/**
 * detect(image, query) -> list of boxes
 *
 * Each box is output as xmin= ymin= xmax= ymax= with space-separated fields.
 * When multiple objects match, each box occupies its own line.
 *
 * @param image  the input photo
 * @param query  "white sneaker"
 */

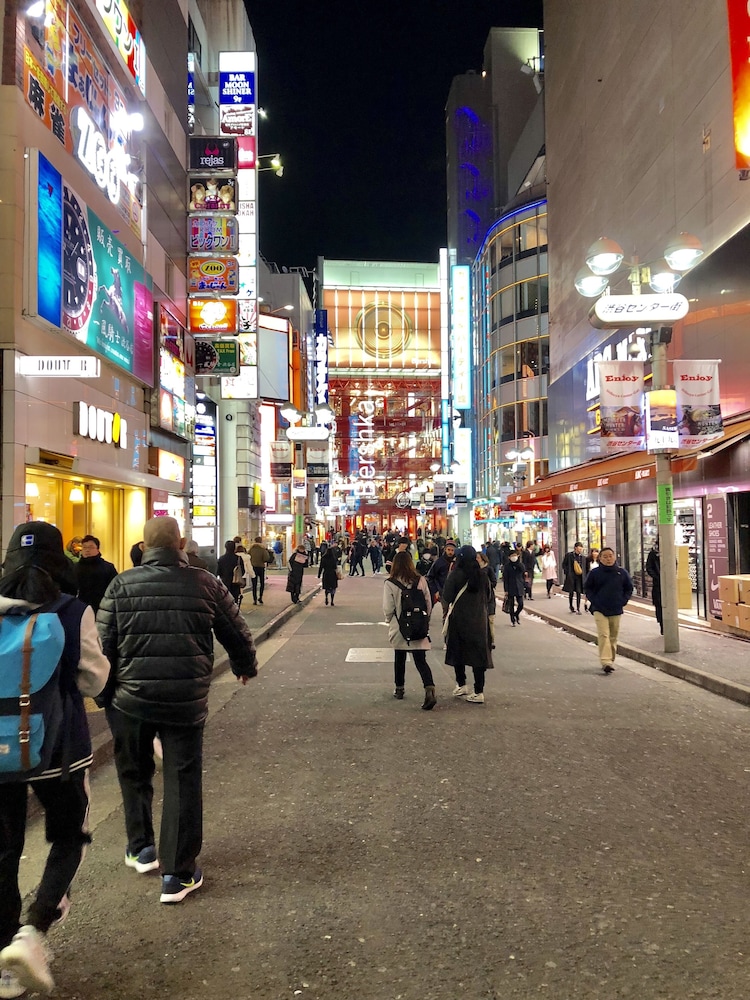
xmin=452 ymin=685 xmax=469 ymax=698
xmin=0 ymin=927 xmax=54 ymax=994
xmin=466 ymin=692 xmax=485 ymax=704
xmin=0 ymin=970 xmax=25 ymax=999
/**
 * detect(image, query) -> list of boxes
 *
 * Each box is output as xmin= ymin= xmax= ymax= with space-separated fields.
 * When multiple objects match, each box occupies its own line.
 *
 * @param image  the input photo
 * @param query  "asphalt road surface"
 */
xmin=18 ymin=575 xmax=750 ymax=999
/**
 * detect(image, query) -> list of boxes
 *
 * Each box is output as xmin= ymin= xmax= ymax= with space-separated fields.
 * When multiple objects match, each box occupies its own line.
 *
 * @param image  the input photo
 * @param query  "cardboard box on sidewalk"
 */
xmin=721 ymin=601 xmax=743 ymax=628
xmin=739 ymin=578 xmax=750 ymax=604
xmin=737 ymin=604 xmax=750 ymax=631
xmin=718 ymin=576 xmax=749 ymax=605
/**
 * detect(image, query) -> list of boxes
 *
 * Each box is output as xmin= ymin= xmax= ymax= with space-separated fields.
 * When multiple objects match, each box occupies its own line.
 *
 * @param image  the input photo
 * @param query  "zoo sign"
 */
xmin=188 ymin=257 xmax=239 ymax=293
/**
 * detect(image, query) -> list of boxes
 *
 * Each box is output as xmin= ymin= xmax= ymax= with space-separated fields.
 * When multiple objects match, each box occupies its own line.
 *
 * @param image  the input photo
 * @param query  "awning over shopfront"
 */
xmin=507 ymin=414 xmax=750 ymax=510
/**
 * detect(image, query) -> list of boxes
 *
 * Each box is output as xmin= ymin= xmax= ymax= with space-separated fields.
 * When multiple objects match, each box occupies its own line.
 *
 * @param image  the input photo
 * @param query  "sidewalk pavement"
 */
xmin=519 ymin=586 xmax=750 ymax=706
xmin=85 ymin=566 xmax=323 ymax=765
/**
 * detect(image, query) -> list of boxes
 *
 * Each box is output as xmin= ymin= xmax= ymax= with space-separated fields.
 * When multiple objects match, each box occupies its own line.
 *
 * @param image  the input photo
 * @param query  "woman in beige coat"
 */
xmin=382 ymin=551 xmax=436 ymax=710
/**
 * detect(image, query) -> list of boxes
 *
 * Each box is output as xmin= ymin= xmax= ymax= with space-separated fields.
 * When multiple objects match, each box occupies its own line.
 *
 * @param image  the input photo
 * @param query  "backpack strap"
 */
xmin=19 ymin=613 xmax=39 ymax=772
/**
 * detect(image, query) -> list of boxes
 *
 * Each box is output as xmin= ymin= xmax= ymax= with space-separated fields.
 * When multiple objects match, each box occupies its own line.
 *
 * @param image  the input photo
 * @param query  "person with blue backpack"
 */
xmin=0 ymin=521 xmax=110 ymax=998
xmin=383 ymin=551 xmax=436 ymax=710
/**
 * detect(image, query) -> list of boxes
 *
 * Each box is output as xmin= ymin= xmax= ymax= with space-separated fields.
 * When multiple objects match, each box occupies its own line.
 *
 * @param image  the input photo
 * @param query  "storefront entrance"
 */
xmin=25 ymin=471 xmax=146 ymax=572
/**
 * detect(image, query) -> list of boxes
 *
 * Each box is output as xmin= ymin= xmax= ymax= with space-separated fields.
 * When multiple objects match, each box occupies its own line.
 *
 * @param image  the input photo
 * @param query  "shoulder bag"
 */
xmin=441 ymin=583 xmax=468 ymax=639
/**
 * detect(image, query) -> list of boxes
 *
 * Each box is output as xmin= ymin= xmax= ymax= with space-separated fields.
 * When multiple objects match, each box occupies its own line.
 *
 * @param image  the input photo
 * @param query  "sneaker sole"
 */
xmin=125 ymin=854 xmax=160 ymax=874
xmin=0 ymin=950 xmax=54 ymax=995
xmin=160 ymin=875 xmax=203 ymax=904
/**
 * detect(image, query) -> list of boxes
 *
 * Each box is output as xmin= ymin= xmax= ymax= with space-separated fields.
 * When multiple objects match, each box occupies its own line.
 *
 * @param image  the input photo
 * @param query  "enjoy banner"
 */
xmin=674 ymin=360 xmax=723 ymax=448
xmin=598 ymin=361 xmax=644 ymax=452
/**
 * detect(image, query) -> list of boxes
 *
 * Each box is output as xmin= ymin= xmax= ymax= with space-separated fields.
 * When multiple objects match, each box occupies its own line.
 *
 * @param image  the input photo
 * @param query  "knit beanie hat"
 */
xmin=3 ymin=521 xmax=78 ymax=593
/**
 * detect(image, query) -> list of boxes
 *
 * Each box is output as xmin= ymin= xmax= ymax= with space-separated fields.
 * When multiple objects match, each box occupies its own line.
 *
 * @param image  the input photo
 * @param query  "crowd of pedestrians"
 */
xmin=0 ymin=515 xmax=642 ymax=996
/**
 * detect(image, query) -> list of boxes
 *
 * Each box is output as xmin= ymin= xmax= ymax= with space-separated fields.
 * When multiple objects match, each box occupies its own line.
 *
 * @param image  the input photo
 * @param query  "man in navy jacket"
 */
xmin=584 ymin=547 xmax=634 ymax=674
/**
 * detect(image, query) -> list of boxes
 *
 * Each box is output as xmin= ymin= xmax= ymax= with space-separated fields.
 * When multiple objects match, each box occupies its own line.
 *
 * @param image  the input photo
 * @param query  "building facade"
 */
xmin=508 ymin=0 xmax=750 ymax=621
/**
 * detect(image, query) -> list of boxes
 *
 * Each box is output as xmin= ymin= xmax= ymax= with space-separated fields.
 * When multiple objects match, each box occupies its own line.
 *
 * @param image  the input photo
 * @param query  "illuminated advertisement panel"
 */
xmin=727 ymin=0 xmax=750 ymax=168
xmin=189 ymin=298 xmax=238 ymax=336
xmin=94 ymin=0 xmax=146 ymax=96
xmin=31 ymin=152 xmax=154 ymax=385
xmin=450 ymin=265 xmax=471 ymax=409
xmin=324 ymin=287 xmax=441 ymax=370
xmin=22 ymin=0 xmax=141 ymax=228
xmin=188 ymin=257 xmax=239 ymax=294
xmin=188 ymin=216 xmax=239 ymax=253
xmin=218 ymin=51 xmax=256 ymax=136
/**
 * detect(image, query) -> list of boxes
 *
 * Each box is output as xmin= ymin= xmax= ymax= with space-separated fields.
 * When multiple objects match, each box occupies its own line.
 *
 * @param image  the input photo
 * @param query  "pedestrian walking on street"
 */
xmin=502 ymin=547 xmax=526 ymax=626
xmin=583 ymin=547 xmax=600 ymax=612
xmin=540 ymin=544 xmax=558 ymax=598
xmin=584 ymin=546 xmax=634 ymax=674
xmin=0 ymin=522 xmax=110 ymax=998
xmin=185 ymin=539 xmax=208 ymax=569
xmin=217 ymin=539 xmax=243 ymax=605
xmin=97 ymin=517 xmax=257 ymax=905
xmin=646 ymin=540 xmax=663 ymax=634
xmin=234 ymin=546 xmax=255 ymax=610
xmin=477 ymin=550 xmax=498 ymax=647
xmin=442 ymin=545 xmax=493 ymax=704
xmin=522 ymin=541 xmax=538 ymax=600
xmin=562 ymin=542 xmax=585 ymax=614
xmin=426 ymin=538 xmax=457 ymax=618
xmin=248 ymin=536 xmax=273 ymax=605
xmin=383 ymin=551 xmax=436 ymax=709
xmin=75 ymin=534 xmax=118 ymax=614
xmin=286 ymin=545 xmax=309 ymax=603
xmin=318 ymin=543 xmax=341 ymax=606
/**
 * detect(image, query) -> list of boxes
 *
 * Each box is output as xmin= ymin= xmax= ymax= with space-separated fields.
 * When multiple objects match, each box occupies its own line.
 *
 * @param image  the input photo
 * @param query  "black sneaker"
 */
xmin=602 ymin=664 xmax=615 ymax=674
xmin=159 ymin=868 xmax=203 ymax=904
xmin=125 ymin=845 xmax=159 ymax=874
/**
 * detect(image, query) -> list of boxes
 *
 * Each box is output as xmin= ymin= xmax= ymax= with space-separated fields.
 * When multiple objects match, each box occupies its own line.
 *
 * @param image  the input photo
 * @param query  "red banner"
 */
xmin=727 ymin=0 xmax=750 ymax=168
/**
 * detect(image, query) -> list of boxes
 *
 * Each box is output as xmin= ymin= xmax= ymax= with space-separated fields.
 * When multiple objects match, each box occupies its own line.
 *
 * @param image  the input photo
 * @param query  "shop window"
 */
xmin=518 ymin=219 xmax=539 ymax=252
xmin=516 ymin=400 xmax=540 ymax=438
xmin=500 ymin=285 xmax=514 ymax=323
xmin=517 ymin=277 xmax=549 ymax=317
xmin=501 ymin=406 xmax=515 ymax=442
xmin=499 ymin=227 xmax=514 ymax=264
xmin=537 ymin=214 xmax=548 ymax=248
xmin=500 ymin=346 xmax=515 ymax=383
xmin=517 ymin=340 xmax=542 ymax=378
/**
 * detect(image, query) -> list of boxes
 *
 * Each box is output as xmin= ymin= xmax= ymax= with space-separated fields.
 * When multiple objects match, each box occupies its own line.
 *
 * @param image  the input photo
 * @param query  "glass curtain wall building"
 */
xmin=472 ymin=199 xmax=549 ymax=523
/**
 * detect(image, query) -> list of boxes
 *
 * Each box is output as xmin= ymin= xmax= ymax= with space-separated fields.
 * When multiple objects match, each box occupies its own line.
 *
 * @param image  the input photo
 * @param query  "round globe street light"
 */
xmin=585 ymin=237 xmax=625 ymax=275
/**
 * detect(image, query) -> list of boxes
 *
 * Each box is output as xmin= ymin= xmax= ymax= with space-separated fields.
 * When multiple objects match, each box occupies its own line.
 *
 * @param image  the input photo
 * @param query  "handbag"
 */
xmin=335 ymin=566 xmax=343 ymax=580
xmin=231 ymin=558 xmax=244 ymax=585
xmin=501 ymin=594 xmax=510 ymax=614
xmin=442 ymin=583 xmax=468 ymax=638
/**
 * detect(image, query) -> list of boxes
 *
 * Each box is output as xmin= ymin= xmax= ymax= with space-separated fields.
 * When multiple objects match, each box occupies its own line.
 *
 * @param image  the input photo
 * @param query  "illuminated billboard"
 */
xmin=29 ymin=152 xmax=154 ymax=385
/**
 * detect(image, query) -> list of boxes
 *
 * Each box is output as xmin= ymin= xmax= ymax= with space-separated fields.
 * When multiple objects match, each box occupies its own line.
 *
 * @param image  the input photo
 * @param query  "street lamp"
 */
xmin=257 ymin=153 xmax=284 ymax=176
xmin=506 ymin=447 xmax=535 ymax=486
xmin=575 ymin=232 xmax=704 ymax=654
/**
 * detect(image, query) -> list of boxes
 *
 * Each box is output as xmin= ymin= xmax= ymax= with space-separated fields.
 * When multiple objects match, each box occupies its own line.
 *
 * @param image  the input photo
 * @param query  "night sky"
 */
xmin=244 ymin=1 xmax=544 ymax=270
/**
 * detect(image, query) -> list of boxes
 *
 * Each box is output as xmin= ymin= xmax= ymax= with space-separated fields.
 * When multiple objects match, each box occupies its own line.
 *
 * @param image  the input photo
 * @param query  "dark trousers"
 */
xmin=508 ymin=594 xmax=524 ymax=622
xmin=569 ymin=585 xmax=582 ymax=611
xmin=0 ymin=769 xmax=91 ymax=948
xmin=546 ymin=579 xmax=555 ymax=595
xmin=107 ymin=708 xmax=204 ymax=879
xmin=451 ymin=654 xmax=486 ymax=695
xmin=251 ymin=567 xmax=266 ymax=601
xmin=394 ymin=649 xmax=434 ymax=688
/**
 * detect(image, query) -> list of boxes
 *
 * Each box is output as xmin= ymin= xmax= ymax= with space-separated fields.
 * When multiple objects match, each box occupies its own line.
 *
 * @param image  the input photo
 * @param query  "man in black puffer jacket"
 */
xmin=97 ymin=516 xmax=257 ymax=905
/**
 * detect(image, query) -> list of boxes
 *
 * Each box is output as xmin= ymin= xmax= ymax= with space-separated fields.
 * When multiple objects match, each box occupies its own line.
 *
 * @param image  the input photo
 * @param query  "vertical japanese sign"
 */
xmin=598 ymin=361 xmax=644 ymax=452
xmin=314 ymin=310 xmax=329 ymax=406
xmin=673 ymin=360 xmax=723 ymax=448
xmin=727 ymin=0 xmax=750 ymax=168
xmin=450 ymin=265 xmax=471 ymax=409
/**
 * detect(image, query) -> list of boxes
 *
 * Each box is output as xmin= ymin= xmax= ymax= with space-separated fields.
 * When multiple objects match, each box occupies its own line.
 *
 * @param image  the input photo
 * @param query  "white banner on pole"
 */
xmin=673 ymin=360 xmax=723 ymax=448
xmin=598 ymin=360 xmax=644 ymax=452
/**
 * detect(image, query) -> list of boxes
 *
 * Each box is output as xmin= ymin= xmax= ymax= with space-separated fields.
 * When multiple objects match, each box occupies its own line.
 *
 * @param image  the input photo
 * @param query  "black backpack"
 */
xmin=393 ymin=581 xmax=430 ymax=644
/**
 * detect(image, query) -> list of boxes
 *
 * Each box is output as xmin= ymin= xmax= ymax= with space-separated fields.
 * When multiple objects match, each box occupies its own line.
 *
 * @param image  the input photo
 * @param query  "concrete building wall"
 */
xmin=544 ymin=0 xmax=749 ymax=379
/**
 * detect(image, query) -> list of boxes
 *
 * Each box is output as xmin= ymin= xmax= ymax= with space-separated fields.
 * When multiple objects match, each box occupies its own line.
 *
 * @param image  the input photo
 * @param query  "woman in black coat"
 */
xmin=318 ymin=544 xmax=340 ymax=606
xmin=502 ymin=549 xmax=526 ymax=626
xmin=286 ymin=545 xmax=309 ymax=603
xmin=217 ymin=539 xmax=243 ymax=605
xmin=646 ymin=542 xmax=663 ymax=634
xmin=442 ymin=545 xmax=493 ymax=704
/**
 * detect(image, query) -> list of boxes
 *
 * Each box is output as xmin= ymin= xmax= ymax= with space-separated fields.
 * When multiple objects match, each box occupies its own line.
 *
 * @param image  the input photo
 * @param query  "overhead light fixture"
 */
xmin=574 ymin=267 xmax=609 ymax=297
xmin=26 ymin=0 xmax=44 ymax=16
xmin=25 ymin=482 xmax=39 ymax=498
xmin=314 ymin=403 xmax=335 ymax=424
xmin=429 ymin=462 xmax=441 ymax=472
xmin=69 ymin=486 xmax=84 ymax=503
xmin=648 ymin=259 xmax=681 ymax=293
xmin=585 ymin=237 xmax=625 ymax=276
xmin=279 ymin=403 xmax=302 ymax=423
xmin=663 ymin=232 xmax=704 ymax=271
